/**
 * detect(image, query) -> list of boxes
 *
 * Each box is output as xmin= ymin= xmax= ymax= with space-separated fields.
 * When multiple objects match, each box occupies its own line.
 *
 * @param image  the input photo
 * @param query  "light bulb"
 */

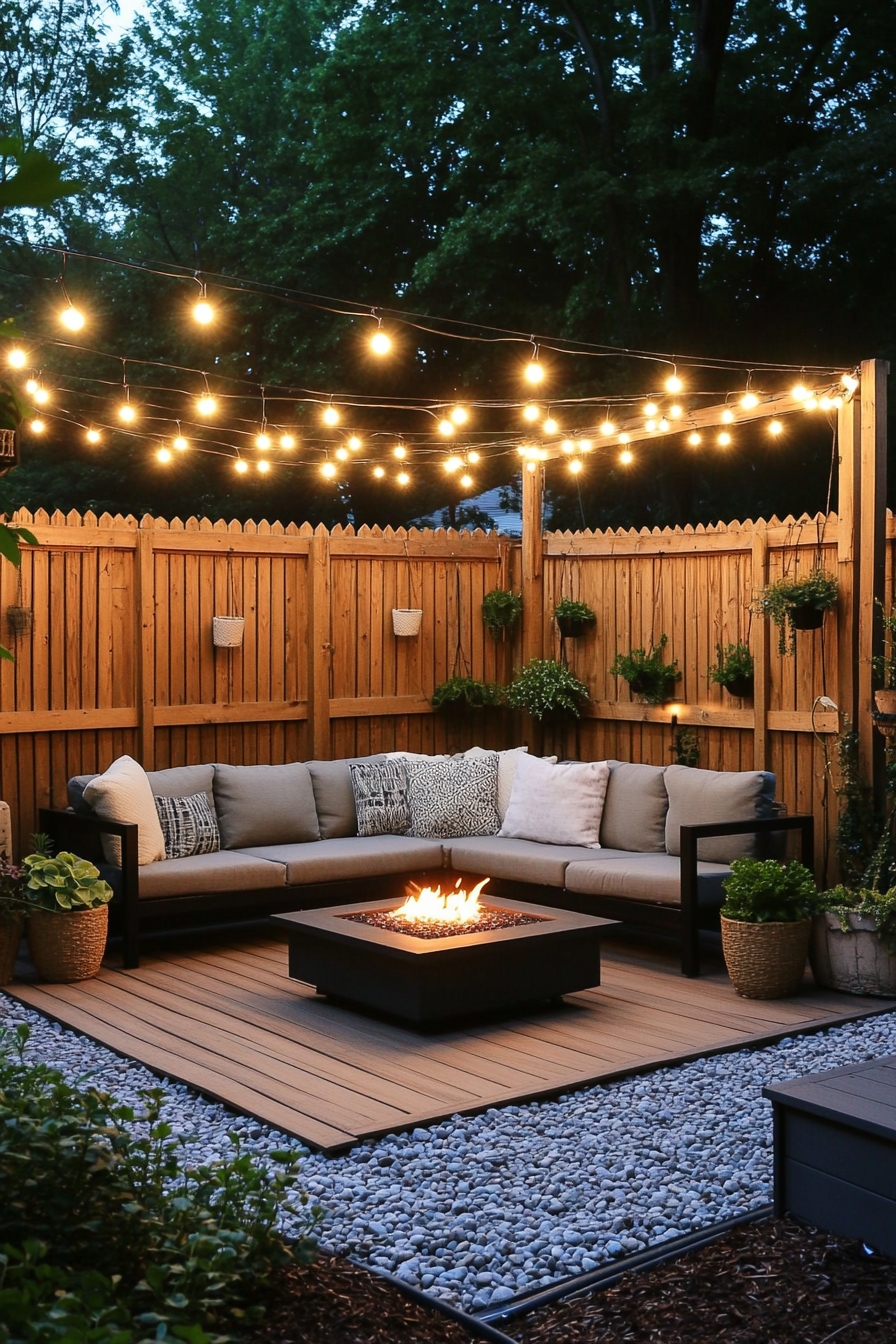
xmin=460 ymin=474 xmax=473 ymax=489
xmin=234 ymin=459 xmax=249 ymax=474
xmin=197 ymin=395 xmax=217 ymax=416
xmin=791 ymin=383 xmax=809 ymax=401
xmin=322 ymin=406 xmax=340 ymax=425
xmin=741 ymin=391 xmax=759 ymax=409
xmin=769 ymin=420 xmax=783 ymax=436
xmin=33 ymin=387 xmax=49 ymax=405
xmin=688 ymin=432 xmax=702 ymax=447
xmin=257 ymin=459 xmax=270 ymax=474
xmin=569 ymin=459 xmax=582 ymax=475
xmin=524 ymin=361 xmax=544 ymax=384
xmin=444 ymin=456 xmax=462 ymax=473
xmin=665 ymin=374 xmax=683 ymax=393
xmin=6 ymin=348 xmax=26 ymax=369
xmin=526 ymin=460 xmax=537 ymax=473
xmin=668 ymin=404 xmax=683 ymax=419
xmin=659 ymin=418 xmax=669 ymax=431
xmin=522 ymin=404 xmax=540 ymax=422
xmin=370 ymin=329 xmax=391 ymax=355
xmin=819 ymin=396 xmax=833 ymax=410
xmin=561 ymin=439 xmax=575 ymax=454
xmin=438 ymin=418 xmax=454 ymax=436
xmin=321 ymin=462 xmax=337 ymax=479
xmin=193 ymin=300 xmax=214 ymax=325
xmin=25 ymin=378 xmax=38 ymax=395
xmin=450 ymin=405 xmax=468 ymax=425
xmin=373 ymin=466 xmax=385 ymax=479
xmin=841 ymin=374 xmax=859 ymax=393
xmin=30 ymin=418 xmax=45 ymax=434
xmin=620 ymin=449 xmax=634 ymax=465
xmin=118 ymin=403 xmax=136 ymax=423
xmin=255 ymin=432 xmax=271 ymax=450
xmin=618 ymin=433 xmax=629 ymax=444
xmin=59 ymin=305 xmax=85 ymax=331
xmin=393 ymin=444 xmax=407 ymax=459
xmin=645 ymin=419 xmax=657 ymax=432
xmin=578 ymin=438 xmax=593 ymax=451
xmin=543 ymin=417 xmax=558 ymax=434
xmin=721 ymin=408 xmax=734 ymax=424
xmin=173 ymin=435 xmax=188 ymax=451
xmin=85 ymin=428 xmax=101 ymax=444
xmin=804 ymin=396 xmax=818 ymax=410
xmin=336 ymin=446 xmax=349 ymax=461
xmin=644 ymin=402 xmax=658 ymax=417
xmin=348 ymin=435 xmax=362 ymax=450
xmin=157 ymin=447 xmax=172 ymax=464
xmin=397 ymin=471 xmax=410 ymax=485
xmin=467 ymin=450 xmax=480 ymax=463
xmin=833 ymin=395 xmax=843 ymax=407
xmin=279 ymin=433 xmax=295 ymax=449
xmin=718 ymin=431 xmax=732 ymax=447
xmin=601 ymin=420 xmax=616 ymax=436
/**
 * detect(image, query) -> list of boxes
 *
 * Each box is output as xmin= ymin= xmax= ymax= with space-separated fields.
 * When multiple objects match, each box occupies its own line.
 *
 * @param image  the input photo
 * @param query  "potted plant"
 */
xmin=810 ymin=886 xmax=896 ymax=997
xmin=22 ymin=836 xmax=113 ymax=983
xmin=554 ymin=598 xmax=596 ymax=639
xmin=756 ymin=568 xmax=839 ymax=655
xmin=482 ymin=588 xmax=522 ymax=639
xmin=610 ymin=634 xmax=681 ymax=705
xmin=431 ymin=677 xmax=506 ymax=713
xmin=506 ymin=658 xmax=589 ymax=720
xmin=719 ymin=857 xmax=816 ymax=998
xmin=872 ymin=601 xmax=896 ymax=718
xmin=709 ymin=643 xmax=754 ymax=699
xmin=0 ymin=857 xmax=27 ymax=984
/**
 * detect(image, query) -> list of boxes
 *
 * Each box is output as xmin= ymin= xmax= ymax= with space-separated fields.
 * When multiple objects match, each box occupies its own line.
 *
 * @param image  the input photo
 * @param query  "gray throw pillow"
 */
xmin=212 ymin=762 xmax=321 ymax=849
xmin=154 ymin=792 xmax=220 ymax=859
xmin=664 ymin=764 xmax=777 ymax=863
xmin=599 ymin=761 xmax=669 ymax=853
xmin=406 ymin=756 xmax=500 ymax=840
xmin=306 ymin=754 xmax=386 ymax=839
xmin=348 ymin=760 xmax=409 ymax=837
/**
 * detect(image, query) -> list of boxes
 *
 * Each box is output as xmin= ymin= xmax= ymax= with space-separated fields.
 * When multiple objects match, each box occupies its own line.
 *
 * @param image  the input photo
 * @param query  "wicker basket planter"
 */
xmin=28 ymin=905 xmax=108 ymax=983
xmin=0 ymin=911 xmax=24 ymax=984
xmin=392 ymin=608 xmax=423 ymax=637
xmin=213 ymin=615 xmax=245 ymax=647
xmin=810 ymin=911 xmax=896 ymax=997
xmin=720 ymin=915 xmax=811 ymax=998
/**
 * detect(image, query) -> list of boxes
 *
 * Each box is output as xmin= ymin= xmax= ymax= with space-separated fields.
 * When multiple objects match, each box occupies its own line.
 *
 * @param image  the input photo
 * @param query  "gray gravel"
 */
xmin=3 ymin=989 xmax=895 ymax=1312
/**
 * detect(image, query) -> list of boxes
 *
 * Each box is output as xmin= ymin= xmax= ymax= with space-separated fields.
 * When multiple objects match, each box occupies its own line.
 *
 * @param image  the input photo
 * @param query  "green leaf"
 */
xmin=0 ymin=524 xmax=24 ymax=567
xmin=0 ymin=146 xmax=81 ymax=211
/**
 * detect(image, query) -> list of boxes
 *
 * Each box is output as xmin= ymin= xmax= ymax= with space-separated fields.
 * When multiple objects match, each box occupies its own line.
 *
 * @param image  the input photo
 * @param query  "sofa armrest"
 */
xmin=39 ymin=808 xmax=140 ymax=967
xmin=679 ymin=814 xmax=814 ymax=978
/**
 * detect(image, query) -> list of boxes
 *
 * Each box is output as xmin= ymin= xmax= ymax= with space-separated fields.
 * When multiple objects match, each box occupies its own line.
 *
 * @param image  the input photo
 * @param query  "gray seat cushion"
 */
xmin=600 ymin=761 xmax=668 ymax=853
xmin=446 ymin=836 xmax=631 ymax=888
xmin=664 ymin=764 xmax=777 ymax=863
xmin=213 ymin=762 xmax=320 ymax=848
xmin=138 ymin=849 xmax=286 ymax=900
xmin=306 ymin=755 xmax=386 ymax=839
xmin=565 ymin=854 xmax=731 ymax=907
xmin=237 ymin=835 xmax=444 ymax=885
xmin=68 ymin=763 xmax=216 ymax=815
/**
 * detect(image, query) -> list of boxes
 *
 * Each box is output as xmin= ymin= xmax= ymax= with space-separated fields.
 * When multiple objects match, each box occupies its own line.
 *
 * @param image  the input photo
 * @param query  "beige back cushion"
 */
xmin=664 ymin=764 xmax=777 ymax=863
xmin=599 ymin=761 xmax=669 ymax=853
xmin=213 ymin=762 xmax=320 ymax=849
xmin=83 ymin=754 xmax=167 ymax=866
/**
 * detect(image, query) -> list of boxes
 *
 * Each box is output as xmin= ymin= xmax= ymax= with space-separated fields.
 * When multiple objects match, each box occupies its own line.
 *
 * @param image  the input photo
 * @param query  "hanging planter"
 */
xmin=431 ymin=677 xmax=505 ymax=714
xmin=506 ymin=659 xmax=589 ymax=721
xmin=709 ymin=643 xmax=754 ymax=699
xmin=482 ymin=587 xmax=522 ymax=639
xmin=755 ymin=568 xmax=839 ymax=655
xmin=6 ymin=605 xmax=32 ymax=636
xmin=213 ymin=615 xmax=245 ymax=647
xmin=554 ymin=598 xmax=596 ymax=640
xmin=610 ymin=633 xmax=681 ymax=705
xmin=392 ymin=608 xmax=423 ymax=637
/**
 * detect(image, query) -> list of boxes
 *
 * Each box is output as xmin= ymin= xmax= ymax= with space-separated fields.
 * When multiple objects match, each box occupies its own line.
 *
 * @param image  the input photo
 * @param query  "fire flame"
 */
xmin=395 ymin=876 xmax=490 ymax=925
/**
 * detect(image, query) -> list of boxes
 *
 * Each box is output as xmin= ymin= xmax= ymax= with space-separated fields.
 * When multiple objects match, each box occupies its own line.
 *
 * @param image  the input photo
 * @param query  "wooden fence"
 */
xmin=0 ymin=504 xmax=891 ymax=876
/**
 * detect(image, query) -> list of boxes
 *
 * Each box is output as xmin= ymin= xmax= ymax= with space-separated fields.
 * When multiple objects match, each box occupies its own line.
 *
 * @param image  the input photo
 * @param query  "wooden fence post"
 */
xmin=858 ymin=358 xmax=889 ymax=803
xmin=521 ymin=462 xmax=544 ymax=667
xmin=751 ymin=532 xmax=769 ymax=770
xmin=135 ymin=525 xmax=155 ymax=769
xmin=309 ymin=524 xmax=332 ymax=759
xmin=837 ymin=394 xmax=861 ymax=732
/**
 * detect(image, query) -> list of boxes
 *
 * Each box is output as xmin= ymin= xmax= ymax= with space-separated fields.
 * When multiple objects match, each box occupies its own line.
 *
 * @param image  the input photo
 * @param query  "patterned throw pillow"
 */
xmin=348 ymin=760 xmax=409 ymax=837
xmin=154 ymin=792 xmax=221 ymax=860
xmin=406 ymin=756 xmax=500 ymax=840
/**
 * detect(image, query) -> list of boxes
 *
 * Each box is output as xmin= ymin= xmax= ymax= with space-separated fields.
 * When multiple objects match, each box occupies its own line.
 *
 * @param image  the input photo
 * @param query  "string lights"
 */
xmin=7 ymin=348 xmax=26 ymax=369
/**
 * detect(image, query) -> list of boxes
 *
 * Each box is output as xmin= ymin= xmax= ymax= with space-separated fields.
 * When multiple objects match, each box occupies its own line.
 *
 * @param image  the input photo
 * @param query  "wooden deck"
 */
xmin=7 ymin=932 xmax=894 ymax=1154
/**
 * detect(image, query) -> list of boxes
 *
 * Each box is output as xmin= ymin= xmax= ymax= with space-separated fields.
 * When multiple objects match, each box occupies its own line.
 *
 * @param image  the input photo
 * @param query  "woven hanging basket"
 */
xmin=0 ymin=911 xmax=24 ymax=984
xmin=392 ymin=608 xmax=423 ymax=637
xmin=721 ymin=915 xmax=811 ymax=999
xmin=28 ymin=905 xmax=108 ymax=983
xmin=213 ymin=615 xmax=245 ymax=647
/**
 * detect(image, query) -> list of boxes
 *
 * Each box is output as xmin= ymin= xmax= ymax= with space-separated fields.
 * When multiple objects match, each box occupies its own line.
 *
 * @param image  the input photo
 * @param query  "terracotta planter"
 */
xmin=0 ymin=911 xmax=24 ymax=983
xmin=720 ymin=915 xmax=811 ymax=999
xmin=810 ymin=911 xmax=896 ymax=997
xmin=28 ymin=905 xmax=108 ymax=983
xmin=789 ymin=604 xmax=825 ymax=631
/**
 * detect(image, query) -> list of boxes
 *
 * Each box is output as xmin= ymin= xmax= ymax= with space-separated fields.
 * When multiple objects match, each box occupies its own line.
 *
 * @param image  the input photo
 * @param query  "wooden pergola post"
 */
xmin=521 ymin=461 xmax=544 ymax=668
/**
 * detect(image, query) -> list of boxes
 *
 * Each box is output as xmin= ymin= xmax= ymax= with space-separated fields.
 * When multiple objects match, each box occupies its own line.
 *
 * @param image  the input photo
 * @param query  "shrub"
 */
xmin=721 ymin=858 xmax=816 ymax=923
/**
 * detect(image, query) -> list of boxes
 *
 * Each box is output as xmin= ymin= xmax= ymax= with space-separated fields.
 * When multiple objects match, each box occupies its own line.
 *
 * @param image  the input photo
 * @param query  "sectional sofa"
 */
xmin=41 ymin=752 xmax=814 ymax=978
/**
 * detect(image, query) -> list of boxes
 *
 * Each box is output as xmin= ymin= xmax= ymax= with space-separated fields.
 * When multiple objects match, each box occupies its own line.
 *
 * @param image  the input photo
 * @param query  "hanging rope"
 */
xmin=452 ymin=565 xmax=471 ymax=678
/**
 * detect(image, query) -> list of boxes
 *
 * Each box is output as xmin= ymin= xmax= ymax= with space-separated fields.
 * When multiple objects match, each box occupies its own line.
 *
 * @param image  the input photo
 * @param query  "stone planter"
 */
xmin=28 ymin=905 xmax=108 ymax=983
xmin=721 ymin=915 xmax=811 ymax=998
xmin=809 ymin=911 xmax=896 ymax=997
xmin=0 ymin=911 xmax=24 ymax=983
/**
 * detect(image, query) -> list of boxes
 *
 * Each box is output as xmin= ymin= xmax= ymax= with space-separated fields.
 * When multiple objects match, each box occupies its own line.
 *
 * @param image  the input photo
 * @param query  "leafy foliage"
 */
xmin=673 ymin=727 xmax=700 ymax=768
xmin=872 ymin=601 xmax=896 ymax=691
xmin=21 ymin=844 xmax=112 ymax=911
xmin=709 ymin=643 xmax=754 ymax=689
xmin=481 ymin=588 xmax=522 ymax=637
xmin=0 ymin=857 xmax=26 ymax=916
xmin=756 ymin=569 xmax=839 ymax=656
xmin=554 ymin=599 xmax=596 ymax=624
xmin=430 ymin=676 xmax=505 ymax=711
xmin=610 ymin=634 xmax=681 ymax=705
xmin=506 ymin=658 xmax=589 ymax=720
xmin=0 ymin=1023 xmax=320 ymax=1342
xmin=815 ymin=885 xmax=896 ymax=955
xmin=721 ymin=858 xmax=816 ymax=924
xmin=834 ymin=728 xmax=881 ymax=887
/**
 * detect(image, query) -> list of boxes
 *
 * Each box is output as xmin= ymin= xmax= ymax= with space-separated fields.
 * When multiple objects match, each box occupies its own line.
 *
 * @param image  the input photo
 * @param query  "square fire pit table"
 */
xmin=272 ymin=895 xmax=618 ymax=1026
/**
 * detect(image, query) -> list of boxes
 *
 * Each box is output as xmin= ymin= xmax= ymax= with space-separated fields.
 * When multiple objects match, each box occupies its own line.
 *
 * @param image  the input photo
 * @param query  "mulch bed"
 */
xmin=245 ymin=1219 xmax=896 ymax=1343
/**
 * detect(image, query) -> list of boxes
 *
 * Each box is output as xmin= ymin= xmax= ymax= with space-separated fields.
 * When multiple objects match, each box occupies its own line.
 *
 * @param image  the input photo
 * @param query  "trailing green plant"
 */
xmin=21 ymin=835 xmax=113 ymax=912
xmin=431 ymin=676 xmax=505 ymax=711
xmin=506 ymin=658 xmax=589 ymax=720
xmin=755 ymin=568 xmax=839 ymax=655
xmin=481 ymin=587 xmax=522 ymax=637
xmin=721 ymin=858 xmax=816 ymax=923
xmin=708 ymin=643 xmax=754 ymax=689
xmin=673 ymin=726 xmax=700 ymax=768
xmin=0 ymin=1023 xmax=320 ymax=1341
xmin=872 ymin=599 xmax=896 ymax=691
xmin=815 ymin=885 xmax=896 ymax=955
xmin=0 ymin=857 xmax=26 ymax=917
xmin=834 ymin=728 xmax=881 ymax=886
xmin=610 ymin=633 xmax=681 ymax=705
xmin=553 ymin=598 xmax=596 ymax=624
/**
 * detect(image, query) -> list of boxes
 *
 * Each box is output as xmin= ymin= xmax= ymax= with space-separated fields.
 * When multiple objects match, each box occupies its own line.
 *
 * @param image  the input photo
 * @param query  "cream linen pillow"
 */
xmin=83 ymin=754 xmax=166 ymax=865
xmin=464 ymin=745 xmax=527 ymax=822
xmin=500 ymin=752 xmax=611 ymax=848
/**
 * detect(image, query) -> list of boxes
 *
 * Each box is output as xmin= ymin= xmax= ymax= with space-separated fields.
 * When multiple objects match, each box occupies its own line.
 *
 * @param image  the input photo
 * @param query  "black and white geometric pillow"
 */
xmin=348 ymin=760 xmax=409 ymax=837
xmin=154 ymin=792 xmax=221 ymax=860
xmin=406 ymin=756 xmax=500 ymax=840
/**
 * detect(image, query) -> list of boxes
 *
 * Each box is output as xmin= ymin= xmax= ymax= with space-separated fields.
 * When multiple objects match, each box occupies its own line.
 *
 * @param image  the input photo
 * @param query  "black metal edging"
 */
xmin=354 ymin=1259 xmax=521 ymax=1344
xmin=476 ymin=1203 xmax=774 ymax=1326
